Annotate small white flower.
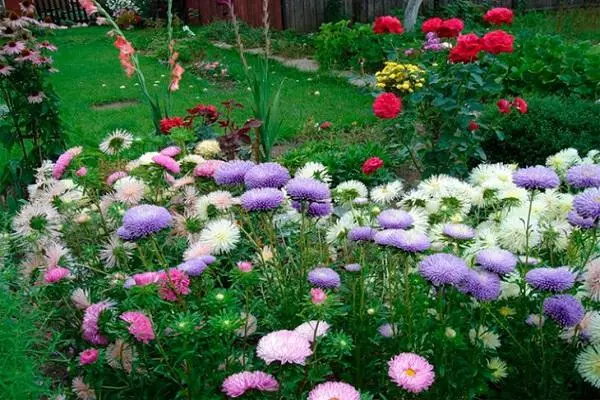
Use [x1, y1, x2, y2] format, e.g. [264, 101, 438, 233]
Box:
[198, 218, 240, 254]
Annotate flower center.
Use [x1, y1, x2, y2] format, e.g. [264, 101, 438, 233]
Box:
[405, 368, 416, 377]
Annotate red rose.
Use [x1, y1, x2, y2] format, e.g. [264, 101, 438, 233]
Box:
[513, 97, 528, 114]
[481, 30, 514, 54]
[160, 116, 186, 134]
[437, 18, 464, 38]
[468, 120, 479, 131]
[373, 93, 402, 119]
[448, 33, 482, 63]
[362, 157, 384, 175]
[497, 99, 512, 114]
[484, 8, 514, 25]
[319, 121, 332, 130]
[373, 16, 404, 34]
[422, 17, 443, 33]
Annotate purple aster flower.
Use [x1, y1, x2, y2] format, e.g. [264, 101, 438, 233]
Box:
[377, 209, 414, 229]
[244, 162, 290, 189]
[285, 177, 330, 202]
[458, 268, 501, 301]
[567, 210, 597, 229]
[117, 205, 172, 241]
[177, 258, 208, 276]
[292, 200, 333, 218]
[513, 166, 560, 190]
[241, 188, 284, 211]
[525, 267, 575, 292]
[197, 255, 216, 264]
[475, 248, 517, 275]
[344, 263, 361, 272]
[308, 267, 341, 289]
[543, 294, 584, 327]
[566, 164, 600, 189]
[214, 160, 255, 185]
[348, 226, 377, 242]
[380, 229, 431, 253]
[418, 253, 469, 286]
[443, 223, 476, 240]
[573, 188, 600, 219]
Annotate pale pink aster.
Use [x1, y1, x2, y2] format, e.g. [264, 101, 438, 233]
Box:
[106, 339, 135, 373]
[172, 176, 195, 189]
[44, 242, 68, 269]
[184, 241, 213, 260]
[114, 177, 146, 205]
[208, 190, 237, 210]
[294, 320, 330, 342]
[584, 258, 600, 301]
[44, 266, 70, 283]
[76, 167, 88, 177]
[120, 311, 155, 343]
[237, 261, 253, 272]
[79, 348, 99, 365]
[106, 171, 127, 185]
[160, 146, 181, 157]
[388, 352, 435, 393]
[310, 288, 327, 305]
[72, 376, 96, 400]
[308, 381, 360, 400]
[158, 269, 191, 301]
[256, 330, 313, 365]
[164, 172, 176, 186]
[71, 288, 91, 310]
[222, 371, 279, 397]
[82, 300, 114, 345]
[194, 160, 225, 177]
[132, 271, 161, 286]
[0, 63, 15, 76]
[152, 154, 180, 174]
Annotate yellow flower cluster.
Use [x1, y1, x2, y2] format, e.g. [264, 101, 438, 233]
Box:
[375, 62, 426, 95]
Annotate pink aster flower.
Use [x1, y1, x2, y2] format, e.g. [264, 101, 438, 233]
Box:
[388, 352, 435, 393]
[79, 348, 99, 365]
[237, 261, 253, 272]
[256, 330, 313, 365]
[27, 92, 46, 104]
[152, 154, 180, 174]
[194, 160, 225, 177]
[44, 266, 70, 283]
[52, 147, 82, 179]
[106, 171, 127, 185]
[158, 269, 190, 301]
[82, 300, 114, 345]
[308, 381, 360, 400]
[222, 371, 279, 398]
[132, 271, 161, 286]
[164, 172, 176, 186]
[294, 320, 330, 342]
[76, 167, 88, 177]
[310, 288, 327, 305]
[120, 311, 155, 343]
[160, 146, 181, 157]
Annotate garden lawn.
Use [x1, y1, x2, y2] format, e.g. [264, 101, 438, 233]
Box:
[46, 27, 376, 152]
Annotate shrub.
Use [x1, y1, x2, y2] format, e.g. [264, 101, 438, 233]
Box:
[483, 95, 600, 166]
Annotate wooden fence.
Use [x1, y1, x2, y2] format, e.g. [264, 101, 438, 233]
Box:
[34, 0, 90, 24]
[186, 0, 599, 32]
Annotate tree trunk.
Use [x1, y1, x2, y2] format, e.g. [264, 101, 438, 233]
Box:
[404, 0, 424, 32]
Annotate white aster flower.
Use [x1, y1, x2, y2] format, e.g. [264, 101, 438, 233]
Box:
[576, 345, 600, 388]
[99, 235, 136, 268]
[207, 190, 237, 211]
[469, 326, 501, 350]
[114, 177, 147, 205]
[370, 180, 403, 205]
[181, 154, 205, 165]
[194, 139, 221, 158]
[546, 148, 581, 175]
[13, 201, 61, 239]
[487, 357, 508, 382]
[294, 320, 330, 342]
[99, 129, 134, 155]
[295, 162, 331, 185]
[198, 218, 240, 254]
[334, 180, 368, 202]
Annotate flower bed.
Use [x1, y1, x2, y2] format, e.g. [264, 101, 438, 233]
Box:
[9, 131, 600, 398]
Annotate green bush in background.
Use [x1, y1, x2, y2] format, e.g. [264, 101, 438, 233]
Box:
[483, 95, 600, 166]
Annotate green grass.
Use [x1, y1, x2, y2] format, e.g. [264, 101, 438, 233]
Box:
[45, 26, 375, 153]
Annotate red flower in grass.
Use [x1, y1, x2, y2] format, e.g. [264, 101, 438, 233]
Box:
[362, 157, 384, 175]
[484, 8, 514, 26]
[160, 116, 186, 134]
[513, 97, 528, 114]
[373, 93, 402, 119]
[422, 17, 443, 33]
[373, 16, 404, 34]
[449, 33, 482, 63]
[468, 120, 480, 131]
[188, 104, 219, 123]
[437, 18, 464, 38]
[481, 30, 514, 54]
[497, 99, 512, 114]
[319, 121, 332, 130]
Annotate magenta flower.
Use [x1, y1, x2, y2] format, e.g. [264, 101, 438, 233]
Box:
[160, 146, 181, 157]
[44, 266, 70, 283]
[152, 154, 180, 174]
[79, 348, 99, 365]
[388, 352, 435, 393]
[256, 330, 313, 365]
[120, 311, 155, 343]
[311, 288, 327, 305]
[158, 269, 190, 301]
[82, 301, 114, 345]
[308, 381, 360, 400]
